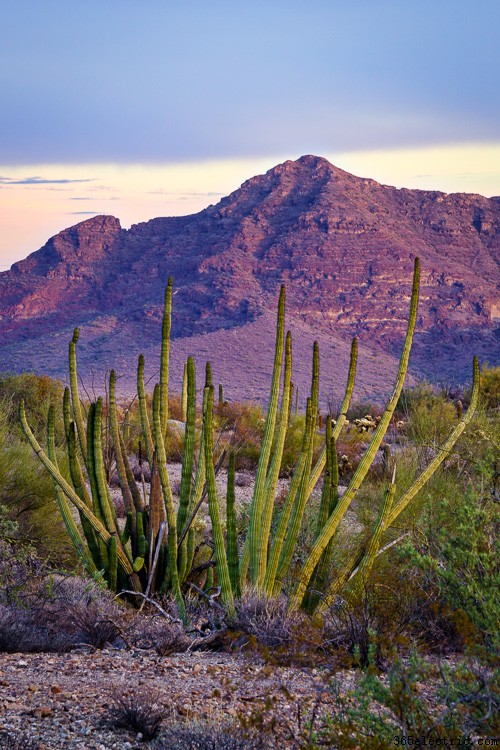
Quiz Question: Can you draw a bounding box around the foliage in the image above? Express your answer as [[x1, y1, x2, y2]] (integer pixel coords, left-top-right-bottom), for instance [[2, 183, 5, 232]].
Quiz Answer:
[[0, 371, 64, 435], [316, 654, 500, 747], [0, 399, 73, 563], [402, 488, 499, 652]]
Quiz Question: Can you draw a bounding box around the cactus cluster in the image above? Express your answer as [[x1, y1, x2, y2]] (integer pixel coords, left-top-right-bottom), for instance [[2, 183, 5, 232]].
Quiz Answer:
[[20, 259, 480, 615]]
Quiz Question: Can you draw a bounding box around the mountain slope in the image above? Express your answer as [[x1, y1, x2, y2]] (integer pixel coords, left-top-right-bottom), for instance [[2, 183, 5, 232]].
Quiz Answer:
[[0, 155, 498, 403]]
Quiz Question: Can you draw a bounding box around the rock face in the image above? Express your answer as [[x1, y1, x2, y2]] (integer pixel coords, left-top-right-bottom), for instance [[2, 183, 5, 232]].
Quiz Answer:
[[0, 155, 498, 403]]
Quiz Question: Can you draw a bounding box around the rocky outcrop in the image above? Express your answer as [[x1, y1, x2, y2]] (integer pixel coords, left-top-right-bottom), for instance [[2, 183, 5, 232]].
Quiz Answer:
[[0, 155, 498, 401]]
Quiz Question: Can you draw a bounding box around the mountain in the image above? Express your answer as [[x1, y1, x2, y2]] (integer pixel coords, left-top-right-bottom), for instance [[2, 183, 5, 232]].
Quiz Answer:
[[0, 155, 498, 405]]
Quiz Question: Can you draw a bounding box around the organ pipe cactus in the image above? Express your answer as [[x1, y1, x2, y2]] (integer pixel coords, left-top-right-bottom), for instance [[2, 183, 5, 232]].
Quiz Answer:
[[69, 328, 87, 464], [20, 258, 479, 619], [203, 383, 235, 616], [248, 285, 285, 584]]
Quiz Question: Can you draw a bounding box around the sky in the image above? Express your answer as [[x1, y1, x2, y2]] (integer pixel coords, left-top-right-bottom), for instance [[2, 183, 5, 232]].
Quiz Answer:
[[1, 0, 499, 270]]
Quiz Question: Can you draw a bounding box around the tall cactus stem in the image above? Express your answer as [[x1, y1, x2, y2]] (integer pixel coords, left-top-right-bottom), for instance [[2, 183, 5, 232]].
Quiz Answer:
[[307, 337, 358, 497], [109, 370, 135, 518], [273, 396, 316, 595], [47, 406, 99, 577], [248, 284, 286, 584], [68, 328, 88, 464], [255, 330, 293, 587], [203, 385, 235, 616], [177, 356, 196, 534], [152, 383, 184, 615], [93, 397, 119, 535], [137, 353, 154, 466], [226, 451, 241, 597], [160, 278, 173, 435], [288, 258, 420, 610], [107, 535, 118, 590], [181, 362, 188, 422]]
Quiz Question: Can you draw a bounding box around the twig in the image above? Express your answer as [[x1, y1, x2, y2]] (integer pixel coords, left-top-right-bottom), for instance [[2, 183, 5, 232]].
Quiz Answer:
[[142, 521, 167, 606], [186, 582, 225, 612], [178, 449, 227, 547], [115, 590, 182, 623]]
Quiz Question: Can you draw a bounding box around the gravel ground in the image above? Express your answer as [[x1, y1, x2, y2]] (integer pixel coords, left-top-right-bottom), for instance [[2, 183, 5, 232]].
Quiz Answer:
[[0, 649, 353, 749]]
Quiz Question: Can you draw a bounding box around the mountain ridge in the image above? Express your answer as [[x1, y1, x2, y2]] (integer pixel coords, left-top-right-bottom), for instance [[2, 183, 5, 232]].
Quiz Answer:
[[0, 155, 498, 404]]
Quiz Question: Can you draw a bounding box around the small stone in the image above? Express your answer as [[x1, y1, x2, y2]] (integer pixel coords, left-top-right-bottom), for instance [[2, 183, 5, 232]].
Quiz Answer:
[[50, 684, 63, 694]]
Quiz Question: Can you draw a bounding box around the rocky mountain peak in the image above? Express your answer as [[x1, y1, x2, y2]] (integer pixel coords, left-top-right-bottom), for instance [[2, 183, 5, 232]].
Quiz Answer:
[[0, 156, 498, 401]]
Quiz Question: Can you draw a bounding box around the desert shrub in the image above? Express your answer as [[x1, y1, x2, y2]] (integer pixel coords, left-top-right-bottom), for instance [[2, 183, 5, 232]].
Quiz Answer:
[[402, 487, 499, 652], [157, 723, 260, 750], [109, 687, 164, 740], [228, 593, 323, 665], [0, 543, 125, 653], [128, 612, 191, 655], [0, 371, 64, 435], [217, 402, 265, 470], [397, 382, 457, 447], [317, 655, 500, 747], [322, 578, 414, 668], [462, 364, 500, 411], [0, 400, 75, 565], [345, 400, 378, 422]]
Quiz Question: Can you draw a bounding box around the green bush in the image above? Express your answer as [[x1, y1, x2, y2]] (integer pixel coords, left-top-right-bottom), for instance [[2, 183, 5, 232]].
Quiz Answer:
[[0, 400, 74, 564], [317, 654, 499, 747]]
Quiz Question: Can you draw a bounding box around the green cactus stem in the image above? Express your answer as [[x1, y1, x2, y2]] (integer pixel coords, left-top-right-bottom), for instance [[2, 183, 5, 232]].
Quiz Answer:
[[177, 356, 196, 535], [273, 395, 317, 595], [352, 466, 397, 591], [248, 285, 285, 585], [93, 397, 119, 535], [303, 417, 338, 612], [203, 384, 235, 616], [67, 421, 102, 568], [109, 370, 135, 519], [307, 337, 358, 497], [19, 401, 140, 588], [288, 259, 420, 611], [118, 430, 144, 513], [181, 362, 188, 421], [137, 353, 155, 467], [68, 328, 88, 463], [160, 278, 173, 435], [226, 451, 240, 597], [47, 406, 99, 577], [152, 383, 184, 614], [107, 535, 118, 591], [255, 330, 293, 587]]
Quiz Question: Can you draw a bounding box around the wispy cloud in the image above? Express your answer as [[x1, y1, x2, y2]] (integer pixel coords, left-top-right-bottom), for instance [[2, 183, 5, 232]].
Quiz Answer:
[[0, 176, 95, 185], [69, 211, 100, 215], [147, 189, 224, 197]]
